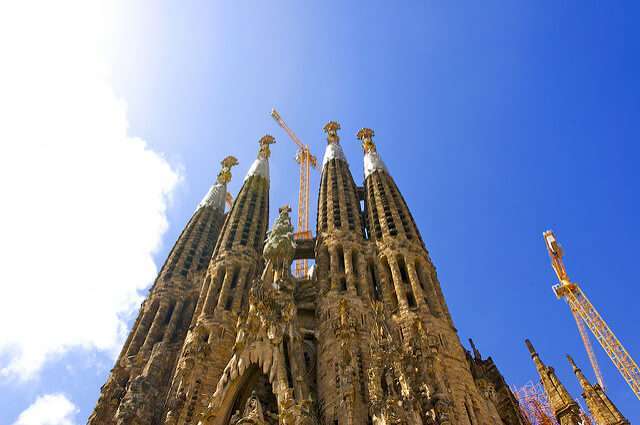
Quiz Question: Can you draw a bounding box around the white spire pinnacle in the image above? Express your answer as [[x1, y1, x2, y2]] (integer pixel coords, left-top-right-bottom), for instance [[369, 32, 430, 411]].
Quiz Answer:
[[357, 128, 388, 178], [322, 120, 347, 166], [245, 135, 275, 181], [197, 156, 239, 212], [197, 181, 227, 211]]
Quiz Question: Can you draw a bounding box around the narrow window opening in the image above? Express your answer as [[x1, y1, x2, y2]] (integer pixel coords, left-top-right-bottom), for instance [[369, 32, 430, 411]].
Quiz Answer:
[[369, 262, 381, 301], [398, 257, 416, 308], [407, 291, 417, 308], [465, 402, 475, 425], [337, 246, 345, 272], [382, 257, 398, 311], [351, 251, 359, 276], [283, 335, 294, 388], [164, 303, 175, 324], [381, 370, 389, 395], [224, 267, 240, 311]]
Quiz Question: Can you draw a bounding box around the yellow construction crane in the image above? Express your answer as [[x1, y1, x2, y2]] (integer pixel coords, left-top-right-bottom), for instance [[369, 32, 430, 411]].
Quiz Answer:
[[271, 108, 317, 278], [543, 230, 640, 400]]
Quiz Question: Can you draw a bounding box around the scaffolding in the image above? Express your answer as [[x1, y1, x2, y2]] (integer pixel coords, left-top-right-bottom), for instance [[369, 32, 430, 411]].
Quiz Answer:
[[512, 382, 593, 425], [512, 382, 557, 425]]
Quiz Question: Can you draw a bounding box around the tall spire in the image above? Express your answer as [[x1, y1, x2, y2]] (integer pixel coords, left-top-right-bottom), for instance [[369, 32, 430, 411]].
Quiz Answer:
[[525, 340, 582, 425], [322, 120, 347, 166], [469, 338, 482, 360], [245, 134, 275, 181], [198, 156, 238, 211], [567, 355, 629, 425], [357, 127, 388, 178], [90, 154, 234, 425], [567, 354, 592, 391]]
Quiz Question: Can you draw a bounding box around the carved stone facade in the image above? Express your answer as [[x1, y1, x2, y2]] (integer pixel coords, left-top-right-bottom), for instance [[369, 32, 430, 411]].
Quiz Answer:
[[91, 125, 545, 425], [89, 156, 238, 425]]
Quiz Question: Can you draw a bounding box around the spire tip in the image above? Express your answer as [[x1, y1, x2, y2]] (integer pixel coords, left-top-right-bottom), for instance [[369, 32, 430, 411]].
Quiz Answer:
[[323, 121, 341, 144], [258, 135, 276, 159], [356, 128, 376, 153], [525, 339, 537, 355], [217, 155, 239, 184], [566, 354, 579, 370]]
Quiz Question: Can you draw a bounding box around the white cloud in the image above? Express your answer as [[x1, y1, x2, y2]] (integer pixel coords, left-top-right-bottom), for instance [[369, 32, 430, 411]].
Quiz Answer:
[[0, 1, 181, 379], [13, 393, 78, 425]]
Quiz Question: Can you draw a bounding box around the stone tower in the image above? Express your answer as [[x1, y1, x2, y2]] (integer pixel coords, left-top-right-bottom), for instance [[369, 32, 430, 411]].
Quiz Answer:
[[356, 128, 526, 425], [89, 156, 239, 425], [314, 121, 373, 425], [92, 121, 597, 425], [162, 136, 274, 425], [525, 340, 582, 425], [566, 355, 629, 425]]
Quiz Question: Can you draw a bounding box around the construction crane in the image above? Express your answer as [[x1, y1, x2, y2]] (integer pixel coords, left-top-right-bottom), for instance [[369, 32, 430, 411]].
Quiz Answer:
[[543, 230, 640, 400], [271, 108, 317, 278]]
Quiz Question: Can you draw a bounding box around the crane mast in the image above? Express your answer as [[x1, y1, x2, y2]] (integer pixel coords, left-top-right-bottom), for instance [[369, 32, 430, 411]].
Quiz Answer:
[[271, 109, 317, 278], [543, 230, 640, 400]]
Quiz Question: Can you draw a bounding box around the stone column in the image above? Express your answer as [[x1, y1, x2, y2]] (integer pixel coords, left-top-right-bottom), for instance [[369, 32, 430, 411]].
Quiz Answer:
[[388, 257, 408, 311], [192, 275, 212, 319], [378, 261, 397, 310], [203, 268, 224, 316], [406, 259, 430, 314], [215, 269, 234, 311], [329, 246, 340, 291], [357, 254, 370, 299], [141, 301, 171, 352], [163, 299, 184, 342], [416, 258, 442, 317], [345, 246, 358, 294], [126, 302, 159, 356], [231, 269, 249, 311]]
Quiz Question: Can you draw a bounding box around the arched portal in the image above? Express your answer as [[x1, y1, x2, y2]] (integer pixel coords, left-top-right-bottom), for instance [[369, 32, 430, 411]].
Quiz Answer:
[[216, 365, 279, 425]]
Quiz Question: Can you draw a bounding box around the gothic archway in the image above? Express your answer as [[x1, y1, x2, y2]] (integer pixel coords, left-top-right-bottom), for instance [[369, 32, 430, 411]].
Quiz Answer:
[[209, 363, 279, 425]]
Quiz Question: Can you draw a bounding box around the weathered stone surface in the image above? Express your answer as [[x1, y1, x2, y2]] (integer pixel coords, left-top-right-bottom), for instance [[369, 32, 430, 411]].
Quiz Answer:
[[90, 126, 629, 425]]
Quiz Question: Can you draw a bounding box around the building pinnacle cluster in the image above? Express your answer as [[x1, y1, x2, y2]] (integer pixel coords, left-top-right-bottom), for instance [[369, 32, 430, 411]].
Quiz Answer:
[[89, 123, 628, 425]]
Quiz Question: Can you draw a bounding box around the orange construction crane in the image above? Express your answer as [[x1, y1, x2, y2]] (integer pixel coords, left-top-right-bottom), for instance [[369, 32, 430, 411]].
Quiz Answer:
[[543, 230, 640, 400], [271, 108, 317, 278]]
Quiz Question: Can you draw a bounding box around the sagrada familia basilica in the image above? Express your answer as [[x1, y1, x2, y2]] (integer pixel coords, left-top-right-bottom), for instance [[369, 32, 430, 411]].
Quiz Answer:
[[89, 123, 629, 425]]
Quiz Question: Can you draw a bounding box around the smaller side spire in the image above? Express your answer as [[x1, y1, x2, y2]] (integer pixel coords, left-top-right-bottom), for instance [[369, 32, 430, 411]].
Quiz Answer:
[[525, 339, 582, 425], [567, 355, 630, 425], [525, 338, 537, 356], [357, 127, 388, 178], [245, 135, 276, 181], [198, 155, 239, 211], [567, 354, 591, 390], [322, 120, 347, 166], [469, 338, 482, 360]]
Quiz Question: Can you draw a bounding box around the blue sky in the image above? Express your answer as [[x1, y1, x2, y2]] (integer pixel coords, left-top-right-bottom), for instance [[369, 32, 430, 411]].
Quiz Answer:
[[1, 1, 639, 423]]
